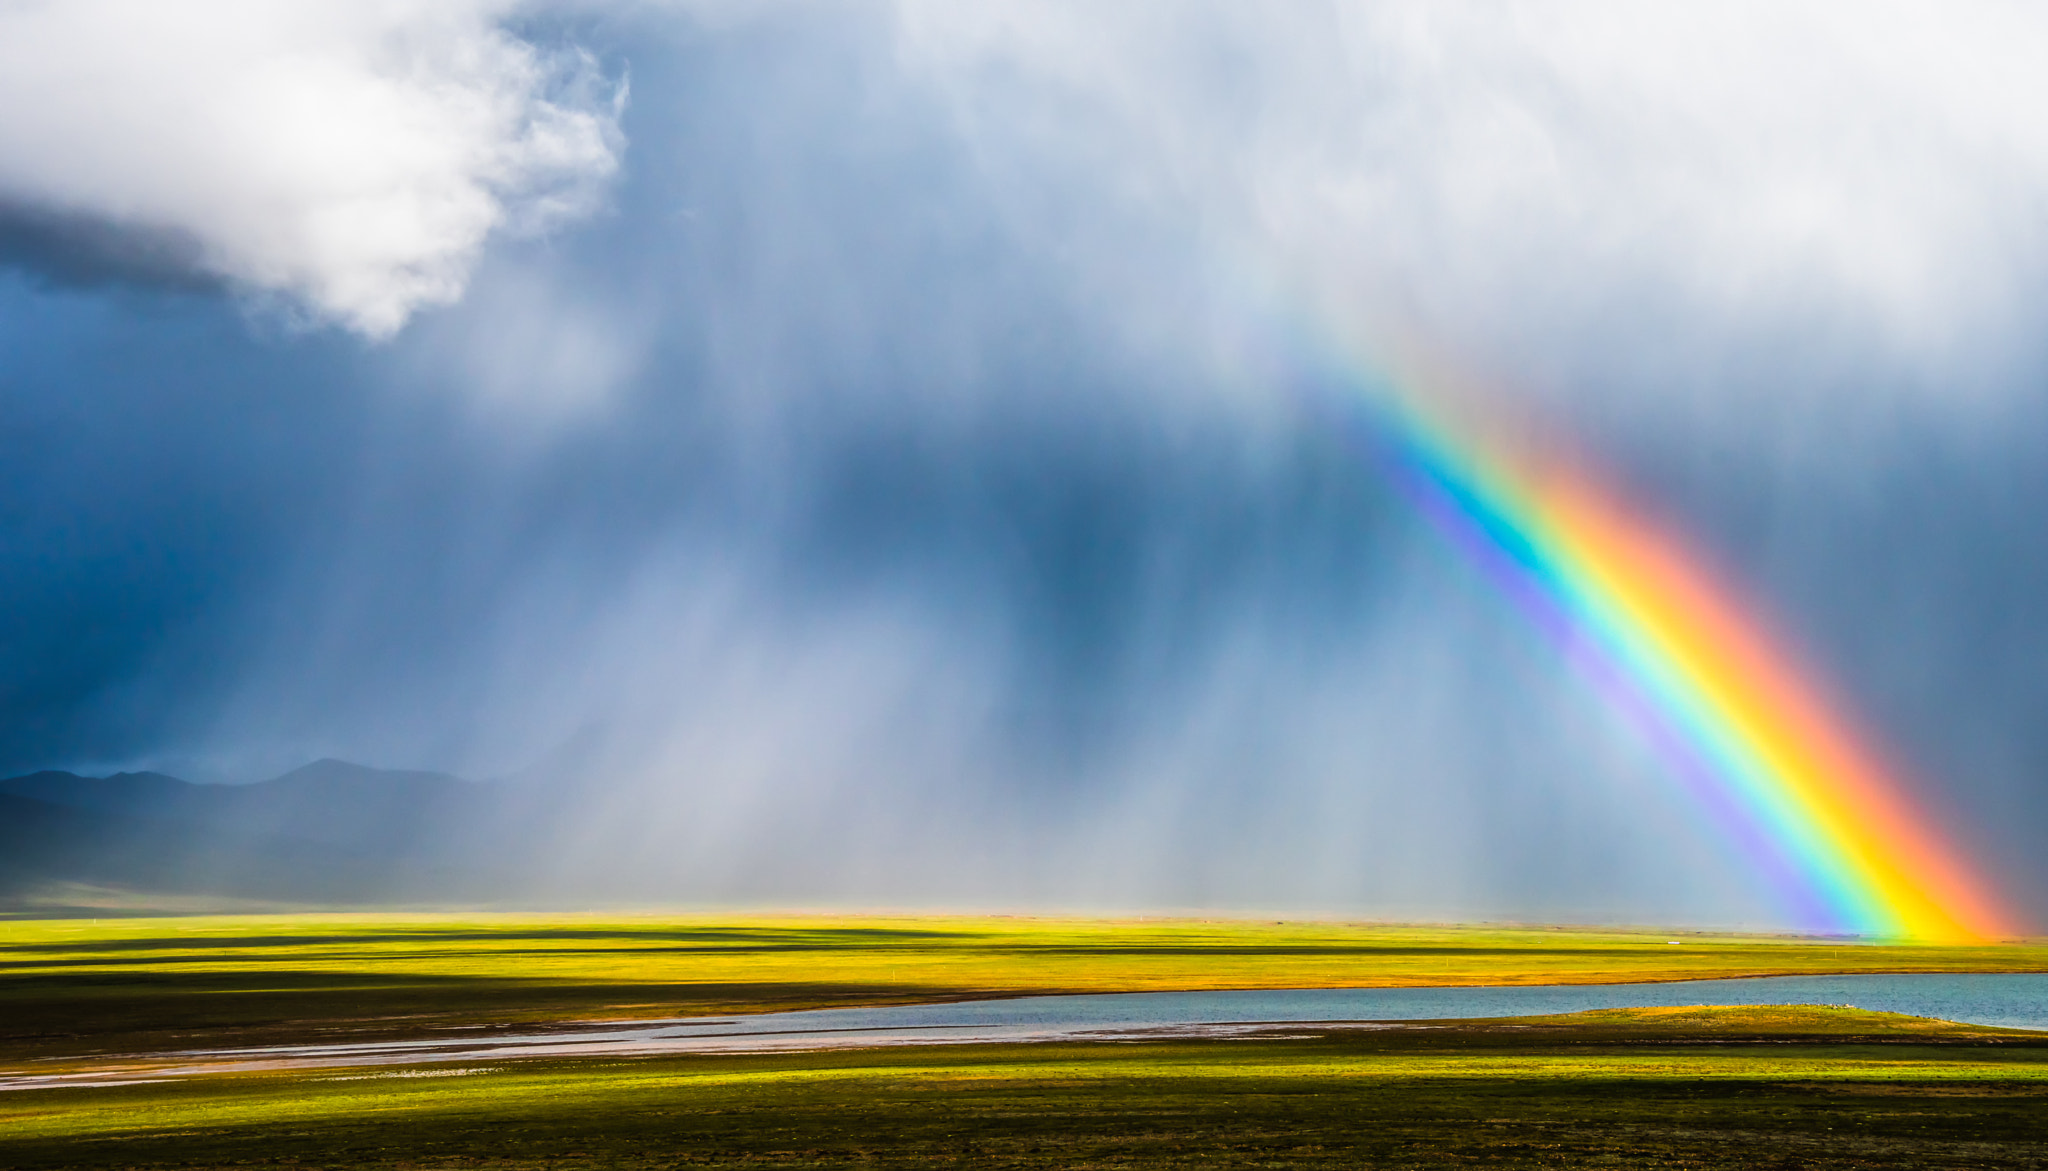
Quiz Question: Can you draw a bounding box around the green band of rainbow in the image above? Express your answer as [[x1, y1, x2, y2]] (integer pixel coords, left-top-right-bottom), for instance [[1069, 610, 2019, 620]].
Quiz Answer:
[[1314, 357, 2009, 940]]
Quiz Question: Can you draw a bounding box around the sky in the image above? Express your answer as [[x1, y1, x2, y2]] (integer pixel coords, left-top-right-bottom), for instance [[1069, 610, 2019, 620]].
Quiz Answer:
[[4, 1, 2048, 926]]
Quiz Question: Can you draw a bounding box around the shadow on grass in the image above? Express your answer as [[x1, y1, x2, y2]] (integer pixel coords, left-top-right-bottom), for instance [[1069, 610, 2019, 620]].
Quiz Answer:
[[5, 1016, 2048, 1169], [2, 924, 977, 955], [0, 971, 973, 1062]]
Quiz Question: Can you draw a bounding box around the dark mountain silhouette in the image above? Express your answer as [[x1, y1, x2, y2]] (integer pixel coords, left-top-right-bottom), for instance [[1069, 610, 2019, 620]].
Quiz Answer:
[[0, 761, 501, 903]]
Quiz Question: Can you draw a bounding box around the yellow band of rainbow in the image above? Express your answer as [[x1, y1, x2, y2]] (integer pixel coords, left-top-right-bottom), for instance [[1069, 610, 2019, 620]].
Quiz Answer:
[[1314, 355, 2010, 940]]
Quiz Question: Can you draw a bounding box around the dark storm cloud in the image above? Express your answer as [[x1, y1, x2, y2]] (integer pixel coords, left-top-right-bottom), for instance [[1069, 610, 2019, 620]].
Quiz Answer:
[[3, 2, 2048, 926], [0, 279, 370, 773], [0, 203, 217, 293]]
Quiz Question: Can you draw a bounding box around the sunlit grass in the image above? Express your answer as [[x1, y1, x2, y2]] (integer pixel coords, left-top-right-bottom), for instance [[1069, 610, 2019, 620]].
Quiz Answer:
[[6, 913, 2047, 1168], [4, 911, 2043, 1066], [7, 910, 2042, 991]]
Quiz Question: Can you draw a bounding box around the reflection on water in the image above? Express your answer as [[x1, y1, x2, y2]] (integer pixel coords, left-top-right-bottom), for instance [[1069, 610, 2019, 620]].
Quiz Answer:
[[11, 973, 2047, 1090]]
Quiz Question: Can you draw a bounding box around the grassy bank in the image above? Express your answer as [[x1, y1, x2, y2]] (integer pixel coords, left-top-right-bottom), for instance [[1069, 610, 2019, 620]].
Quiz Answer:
[[5, 1006, 2048, 1168], [6, 912, 2045, 1062]]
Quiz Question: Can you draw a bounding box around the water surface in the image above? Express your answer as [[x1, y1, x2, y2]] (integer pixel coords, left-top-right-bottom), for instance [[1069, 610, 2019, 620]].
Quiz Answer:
[[10, 973, 2045, 1090]]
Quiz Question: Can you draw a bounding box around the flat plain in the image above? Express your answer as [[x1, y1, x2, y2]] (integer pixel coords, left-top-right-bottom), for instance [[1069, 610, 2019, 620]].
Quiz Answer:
[[6, 912, 2048, 1167]]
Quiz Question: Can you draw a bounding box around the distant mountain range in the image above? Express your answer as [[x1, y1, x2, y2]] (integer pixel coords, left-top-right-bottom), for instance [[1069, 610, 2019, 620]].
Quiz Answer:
[[0, 760, 503, 904]]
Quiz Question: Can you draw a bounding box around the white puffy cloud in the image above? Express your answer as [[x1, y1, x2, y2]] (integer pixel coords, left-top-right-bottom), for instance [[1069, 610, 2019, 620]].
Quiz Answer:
[[0, 0, 623, 336]]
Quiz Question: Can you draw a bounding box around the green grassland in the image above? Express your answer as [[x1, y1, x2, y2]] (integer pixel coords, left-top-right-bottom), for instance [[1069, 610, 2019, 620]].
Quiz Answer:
[[5, 911, 2047, 1062], [6, 1006, 2048, 1168], [7, 913, 2048, 1167]]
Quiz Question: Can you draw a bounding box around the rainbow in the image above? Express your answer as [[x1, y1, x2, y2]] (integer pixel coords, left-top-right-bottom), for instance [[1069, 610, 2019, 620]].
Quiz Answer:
[[1312, 356, 2009, 941]]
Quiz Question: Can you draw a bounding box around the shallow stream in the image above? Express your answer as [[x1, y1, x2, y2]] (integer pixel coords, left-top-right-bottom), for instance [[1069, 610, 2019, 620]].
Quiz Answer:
[[11, 973, 2047, 1090]]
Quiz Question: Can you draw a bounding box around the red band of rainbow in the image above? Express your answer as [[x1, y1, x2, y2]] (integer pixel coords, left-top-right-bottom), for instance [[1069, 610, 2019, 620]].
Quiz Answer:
[[1312, 357, 2009, 940]]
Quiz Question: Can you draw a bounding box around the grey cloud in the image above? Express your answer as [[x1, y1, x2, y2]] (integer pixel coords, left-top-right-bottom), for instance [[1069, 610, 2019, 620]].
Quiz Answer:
[[4, 4, 2047, 928], [894, 0, 2048, 412]]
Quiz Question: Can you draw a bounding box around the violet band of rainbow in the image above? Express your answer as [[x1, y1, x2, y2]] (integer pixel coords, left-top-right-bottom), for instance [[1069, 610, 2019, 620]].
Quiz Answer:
[[1309, 359, 2008, 941]]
